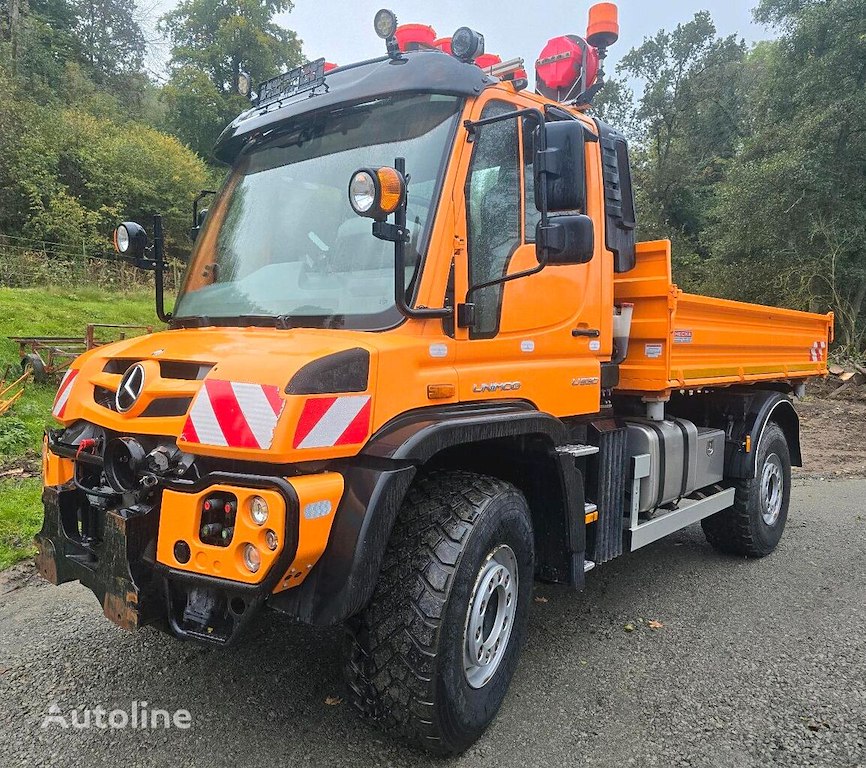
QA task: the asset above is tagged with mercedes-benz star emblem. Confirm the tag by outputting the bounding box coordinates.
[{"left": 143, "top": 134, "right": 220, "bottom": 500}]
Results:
[{"left": 116, "top": 363, "right": 146, "bottom": 412}]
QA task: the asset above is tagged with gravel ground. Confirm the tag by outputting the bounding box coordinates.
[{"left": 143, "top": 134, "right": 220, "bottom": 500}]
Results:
[{"left": 0, "top": 478, "right": 863, "bottom": 768}]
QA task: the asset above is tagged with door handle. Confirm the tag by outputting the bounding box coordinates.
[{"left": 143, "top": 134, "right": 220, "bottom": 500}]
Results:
[{"left": 572, "top": 328, "right": 600, "bottom": 338}]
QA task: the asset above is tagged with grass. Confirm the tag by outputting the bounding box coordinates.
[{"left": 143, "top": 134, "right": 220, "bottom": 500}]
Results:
[
  {"left": 0, "top": 285, "right": 160, "bottom": 567},
  {"left": 0, "top": 477, "right": 43, "bottom": 569}
]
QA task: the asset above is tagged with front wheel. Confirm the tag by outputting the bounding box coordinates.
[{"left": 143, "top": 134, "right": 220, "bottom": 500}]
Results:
[
  {"left": 702, "top": 421, "right": 792, "bottom": 557},
  {"left": 344, "top": 471, "right": 534, "bottom": 755}
]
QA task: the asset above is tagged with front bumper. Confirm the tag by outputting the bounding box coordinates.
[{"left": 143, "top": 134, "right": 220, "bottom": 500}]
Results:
[{"left": 35, "top": 472, "right": 318, "bottom": 645}]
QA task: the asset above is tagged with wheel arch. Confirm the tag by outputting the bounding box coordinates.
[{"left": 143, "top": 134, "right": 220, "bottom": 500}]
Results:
[{"left": 270, "top": 402, "right": 582, "bottom": 625}]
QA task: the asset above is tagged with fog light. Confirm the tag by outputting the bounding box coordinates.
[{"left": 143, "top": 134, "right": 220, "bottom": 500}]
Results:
[
  {"left": 265, "top": 529, "right": 279, "bottom": 550},
  {"left": 249, "top": 496, "right": 269, "bottom": 525},
  {"left": 242, "top": 543, "right": 261, "bottom": 573}
]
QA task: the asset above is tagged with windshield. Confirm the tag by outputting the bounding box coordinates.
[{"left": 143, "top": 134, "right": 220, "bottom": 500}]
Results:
[{"left": 174, "top": 93, "right": 462, "bottom": 329}]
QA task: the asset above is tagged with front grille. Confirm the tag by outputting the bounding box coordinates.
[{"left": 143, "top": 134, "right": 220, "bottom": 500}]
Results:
[
  {"left": 94, "top": 385, "right": 116, "bottom": 410},
  {"left": 102, "top": 359, "right": 213, "bottom": 380},
  {"left": 140, "top": 397, "right": 192, "bottom": 417}
]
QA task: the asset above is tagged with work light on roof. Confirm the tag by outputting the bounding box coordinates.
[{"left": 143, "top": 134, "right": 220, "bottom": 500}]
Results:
[
  {"left": 451, "top": 26, "right": 485, "bottom": 63},
  {"left": 374, "top": 9, "right": 398, "bottom": 40}
]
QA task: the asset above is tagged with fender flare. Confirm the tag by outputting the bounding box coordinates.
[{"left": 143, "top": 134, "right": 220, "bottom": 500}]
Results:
[
  {"left": 726, "top": 391, "right": 802, "bottom": 479},
  {"left": 269, "top": 401, "right": 578, "bottom": 625}
]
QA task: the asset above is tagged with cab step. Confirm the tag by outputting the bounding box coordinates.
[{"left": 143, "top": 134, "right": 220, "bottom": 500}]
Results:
[{"left": 556, "top": 443, "right": 600, "bottom": 458}]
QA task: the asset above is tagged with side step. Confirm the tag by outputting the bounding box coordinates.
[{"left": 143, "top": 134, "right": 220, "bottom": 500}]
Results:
[
  {"left": 556, "top": 443, "right": 600, "bottom": 458},
  {"left": 628, "top": 486, "right": 736, "bottom": 551}
]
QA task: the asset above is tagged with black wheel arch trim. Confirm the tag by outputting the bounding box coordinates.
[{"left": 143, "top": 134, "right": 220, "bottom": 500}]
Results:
[
  {"left": 269, "top": 401, "right": 581, "bottom": 626},
  {"left": 726, "top": 391, "right": 802, "bottom": 479}
]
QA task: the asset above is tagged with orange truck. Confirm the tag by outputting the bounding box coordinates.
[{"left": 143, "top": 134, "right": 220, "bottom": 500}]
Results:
[{"left": 35, "top": 5, "right": 832, "bottom": 754}]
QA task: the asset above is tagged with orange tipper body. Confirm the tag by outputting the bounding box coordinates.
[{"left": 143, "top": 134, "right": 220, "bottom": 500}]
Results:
[{"left": 36, "top": 33, "right": 830, "bottom": 748}]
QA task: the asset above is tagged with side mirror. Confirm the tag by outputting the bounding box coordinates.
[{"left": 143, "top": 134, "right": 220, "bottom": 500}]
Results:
[
  {"left": 534, "top": 121, "right": 586, "bottom": 213},
  {"left": 113, "top": 221, "right": 148, "bottom": 260},
  {"left": 189, "top": 207, "right": 208, "bottom": 242},
  {"left": 536, "top": 214, "right": 594, "bottom": 265}
]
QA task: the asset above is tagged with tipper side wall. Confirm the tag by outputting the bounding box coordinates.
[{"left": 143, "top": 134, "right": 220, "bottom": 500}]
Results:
[{"left": 614, "top": 240, "right": 834, "bottom": 396}]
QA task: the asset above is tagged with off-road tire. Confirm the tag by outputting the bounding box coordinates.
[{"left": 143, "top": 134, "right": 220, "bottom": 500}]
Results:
[
  {"left": 344, "top": 470, "right": 534, "bottom": 755},
  {"left": 702, "top": 422, "right": 791, "bottom": 557}
]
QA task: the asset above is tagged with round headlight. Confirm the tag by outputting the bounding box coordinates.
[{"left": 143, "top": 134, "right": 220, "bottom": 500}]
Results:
[
  {"left": 349, "top": 171, "right": 377, "bottom": 214},
  {"left": 115, "top": 225, "right": 130, "bottom": 254},
  {"left": 451, "top": 27, "right": 485, "bottom": 62},
  {"left": 242, "top": 543, "right": 261, "bottom": 573},
  {"left": 373, "top": 8, "right": 398, "bottom": 39},
  {"left": 249, "top": 495, "right": 269, "bottom": 526},
  {"left": 265, "top": 529, "right": 279, "bottom": 551}
]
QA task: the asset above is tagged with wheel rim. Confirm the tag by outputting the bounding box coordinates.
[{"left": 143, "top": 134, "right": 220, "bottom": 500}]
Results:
[
  {"left": 760, "top": 452, "right": 784, "bottom": 525},
  {"left": 463, "top": 544, "right": 518, "bottom": 690}
]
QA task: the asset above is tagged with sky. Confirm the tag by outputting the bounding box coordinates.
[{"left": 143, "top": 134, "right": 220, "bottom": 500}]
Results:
[
  {"left": 143, "top": 1, "right": 773, "bottom": 87},
  {"left": 277, "top": 1, "right": 769, "bottom": 75}
]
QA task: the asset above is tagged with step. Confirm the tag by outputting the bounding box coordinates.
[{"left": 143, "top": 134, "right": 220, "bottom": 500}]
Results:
[
  {"left": 556, "top": 443, "right": 600, "bottom": 458},
  {"left": 628, "top": 486, "right": 736, "bottom": 551}
]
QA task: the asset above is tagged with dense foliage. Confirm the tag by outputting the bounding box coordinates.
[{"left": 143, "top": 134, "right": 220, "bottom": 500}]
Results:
[{"left": 0, "top": 0, "right": 864, "bottom": 350}]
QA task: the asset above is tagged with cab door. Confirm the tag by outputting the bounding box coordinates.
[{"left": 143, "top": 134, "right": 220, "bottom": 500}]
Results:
[{"left": 452, "top": 93, "right": 607, "bottom": 418}]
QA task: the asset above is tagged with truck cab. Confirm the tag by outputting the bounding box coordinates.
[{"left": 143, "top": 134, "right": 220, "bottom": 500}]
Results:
[{"left": 36, "top": 6, "right": 832, "bottom": 755}]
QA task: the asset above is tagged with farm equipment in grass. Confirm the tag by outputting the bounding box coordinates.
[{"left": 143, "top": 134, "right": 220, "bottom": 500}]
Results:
[{"left": 10, "top": 324, "right": 152, "bottom": 383}]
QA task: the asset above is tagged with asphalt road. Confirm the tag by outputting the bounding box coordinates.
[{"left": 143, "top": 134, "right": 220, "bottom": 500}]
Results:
[{"left": 1, "top": 478, "right": 864, "bottom": 768}]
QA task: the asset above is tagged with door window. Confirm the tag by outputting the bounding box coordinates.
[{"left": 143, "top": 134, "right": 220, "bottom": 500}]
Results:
[{"left": 465, "top": 101, "right": 521, "bottom": 338}]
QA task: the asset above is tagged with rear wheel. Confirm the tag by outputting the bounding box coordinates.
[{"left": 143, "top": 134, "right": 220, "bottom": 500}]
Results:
[
  {"left": 344, "top": 470, "right": 534, "bottom": 755},
  {"left": 702, "top": 421, "right": 792, "bottom": 557}
]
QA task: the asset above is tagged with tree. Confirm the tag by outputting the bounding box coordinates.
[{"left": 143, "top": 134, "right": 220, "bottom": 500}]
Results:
[
  {"left": 160, "top": 0, "right": 301, "bottom": 93},
  {"left": 707, "top": 0, "right": 866, "bottom": 352},
  {"left": 159, "top": 0, "right": 302, "bottom": 159},
  {"left": 617, "top": 12, "right": 747, "bottom": 288},
  {"left": 73, "top": 0, "right": 145, "bottom": 85}
]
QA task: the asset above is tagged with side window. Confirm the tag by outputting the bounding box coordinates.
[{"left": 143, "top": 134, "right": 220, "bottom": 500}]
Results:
[{"left": 466, "top": 101, "right": 521, "bottom": 338}]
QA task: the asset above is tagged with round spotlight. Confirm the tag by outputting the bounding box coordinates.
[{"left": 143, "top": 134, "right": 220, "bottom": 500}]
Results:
[
  {"left": 115, "top": 225, "right": 129, "bottom": 253},
  {"left": 348, "top": 167, "right": 406, "bottom": 221},
  {"left": 349, "top": 170, "right": 377, "bottom": 215},
  {"left": 249, "top": 496, "right": 269, "bottom": 526},
  {"left": 451, "top": 27, "right": 485, "bottom": 62},
  {"left": 242, "top": 543, "right": 261, "bottom": 573},
  {"left": 113, "top": 221, "right": 147, "bottom": 257},
  {"left": 373, "top": 8, "right": 398, "bottom": 40},
  {"left": 265, "top": 529, "right": 279, "bottom": 551}
]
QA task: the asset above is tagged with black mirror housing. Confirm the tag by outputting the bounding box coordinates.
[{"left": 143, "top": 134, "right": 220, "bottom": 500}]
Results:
[
  {"left": 536, "top": 214, "right": 594, "bottom": 265},
  {"left": 189, "top": 207, "right": 208, "bottom": 243},
  {"left": 534, "top": 121, "right": 586, "bottom": 213}
]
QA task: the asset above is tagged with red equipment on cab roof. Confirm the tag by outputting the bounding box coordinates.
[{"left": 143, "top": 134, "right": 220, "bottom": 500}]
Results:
[{"left": 395, "top": 24, "right": 437, "bottom": 51}]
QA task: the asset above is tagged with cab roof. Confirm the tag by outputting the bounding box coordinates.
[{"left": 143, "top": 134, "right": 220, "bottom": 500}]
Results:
[{"left": 213, "top": 51, "right": 493, "bottom": 164}]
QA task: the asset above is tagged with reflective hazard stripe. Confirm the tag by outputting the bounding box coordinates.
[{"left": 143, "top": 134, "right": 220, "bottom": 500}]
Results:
[
  {"left": 293, "top": 396, "right": 371, "bottom": 449},
  {"left": 181, "top": 380, "right": 284, "bottom": 450},
  {"left": 52, "top": 369, "right": 78, "bottom": 419}
]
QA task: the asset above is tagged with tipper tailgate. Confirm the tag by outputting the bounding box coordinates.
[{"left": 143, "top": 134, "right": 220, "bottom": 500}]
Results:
[{"left": 613, "top": 240, "right": 834, "bottom": 396}]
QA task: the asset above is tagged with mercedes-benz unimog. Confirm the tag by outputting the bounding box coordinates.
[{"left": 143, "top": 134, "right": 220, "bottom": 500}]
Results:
[{"left": 35, "top": 4, "right": 833, "bottom": 754}]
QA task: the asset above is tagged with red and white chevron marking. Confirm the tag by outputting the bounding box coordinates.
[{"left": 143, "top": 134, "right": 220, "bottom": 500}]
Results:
[
  {"left": 52, "top": 369, "right": 78, "bottom": 419},
  {"left": 293, "top": 395, "right": 371, "bottom": 449},
  {"left": 181, "top": 380, "right": 284, "bottom": 449},
  {"left": 809, "top": 340, "right": 827, "bottom": 362}
]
